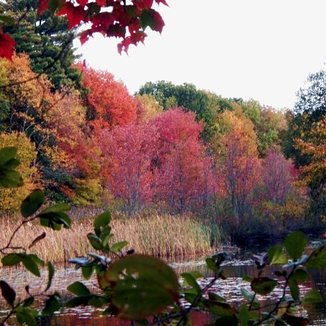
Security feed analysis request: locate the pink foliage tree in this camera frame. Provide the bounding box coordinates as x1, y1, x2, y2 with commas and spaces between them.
151, 108, 215, 212
99, 123, 158, 214
262, 149, 298, 204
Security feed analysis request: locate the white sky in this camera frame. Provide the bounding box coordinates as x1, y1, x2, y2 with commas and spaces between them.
76, 0, 326, 110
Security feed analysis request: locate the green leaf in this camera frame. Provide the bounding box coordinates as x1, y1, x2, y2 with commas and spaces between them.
2, 158, 19, 169
21, 190, 45, 218
87, 233, 103, 250
22, 296, 34, 307
67, 281, 90, 296
45, 262, 55, 292
21, 255, 41, 277
288, 276, 299, 301
0, 169, 23, 188
238, 305, 249, 326
181, 272, 201, 295
206, 257, 218, 272
94, 211, 111, 231
65, 296, 90, 308
42, 294, 62, 316
82, 265, 94, 280
2, 253, 22, 266
268, 244, 287, 265
88, 295, 107, 308
241, 288, 255, 302
100, 255, 179, 319
206, 301, 235, 317
39, 211, 71, 230
0, 280, 16, 307
284, 231, 307, 260
110, 241, 128, 253
251, 277, 277, 296
208, 292, 225, 303
292, 268, 309, 283
0, 147, 17, 167
302, 289, 323, 304
305, 245, 326, 269
39, 203, 70, 214
16, 307, 37, 326
140, 9, 164, 32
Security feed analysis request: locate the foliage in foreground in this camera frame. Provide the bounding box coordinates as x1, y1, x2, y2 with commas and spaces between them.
0, 147, 325, 326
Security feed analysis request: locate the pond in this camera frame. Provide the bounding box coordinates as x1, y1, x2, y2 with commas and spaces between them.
0, 254, 325, 325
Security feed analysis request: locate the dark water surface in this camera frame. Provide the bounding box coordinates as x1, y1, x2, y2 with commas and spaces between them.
0, 256, 325, 325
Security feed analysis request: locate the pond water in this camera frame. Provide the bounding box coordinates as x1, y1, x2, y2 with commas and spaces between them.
0, 254, 325, 325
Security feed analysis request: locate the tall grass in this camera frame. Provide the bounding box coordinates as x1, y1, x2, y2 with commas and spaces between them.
0, 213, 221, 263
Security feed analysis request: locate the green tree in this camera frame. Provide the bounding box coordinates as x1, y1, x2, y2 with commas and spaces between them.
138, 81, 227, 141
0, 0, 81, 90
284, 70, 326, 166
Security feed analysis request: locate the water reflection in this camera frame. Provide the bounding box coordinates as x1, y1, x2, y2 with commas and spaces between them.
0, 257, 325, 325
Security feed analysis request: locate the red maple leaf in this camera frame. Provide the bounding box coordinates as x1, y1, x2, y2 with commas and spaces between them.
90, 12, 115, 30
76, 0, 88, 5
0, 32, 16, 60
134, 0, 154, 10
117, 37, 132, 53
152, 10, 164, 32
155, 0, 168, 5
79, 29, 92, 44
38, 0, 49, 14
57, 2, 88, 29
96, 0, 107, 5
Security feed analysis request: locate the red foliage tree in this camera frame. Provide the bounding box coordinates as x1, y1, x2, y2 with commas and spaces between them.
151, 108, 215, 212
99, 123, 158, 214
80, 65, 138, 131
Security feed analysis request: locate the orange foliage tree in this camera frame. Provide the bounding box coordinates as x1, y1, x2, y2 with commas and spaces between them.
79, 65, 137, 132
295, 118, 326, 224
216, 110, 261, 224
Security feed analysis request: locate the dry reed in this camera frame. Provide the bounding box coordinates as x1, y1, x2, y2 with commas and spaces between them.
0, 213, 220, 263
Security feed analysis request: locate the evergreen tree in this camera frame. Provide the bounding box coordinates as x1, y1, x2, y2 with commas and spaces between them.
0, 0, 81, 90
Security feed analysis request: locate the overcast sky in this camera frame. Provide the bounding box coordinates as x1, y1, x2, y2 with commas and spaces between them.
76, 0, 326, 110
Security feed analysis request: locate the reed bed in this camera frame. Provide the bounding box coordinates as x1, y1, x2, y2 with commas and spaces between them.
0, 213, 220, 263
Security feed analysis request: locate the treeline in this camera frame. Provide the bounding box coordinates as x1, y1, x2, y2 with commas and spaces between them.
0, 0, 325, 241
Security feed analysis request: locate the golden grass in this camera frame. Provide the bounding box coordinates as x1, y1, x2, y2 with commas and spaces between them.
0, 213, 220, 263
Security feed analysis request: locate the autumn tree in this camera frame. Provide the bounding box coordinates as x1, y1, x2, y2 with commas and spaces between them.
228, 99, 287, 156
151, 108, 215, 213
284, 69, 326, 166
135, 94, 163, 123
261, 150, 298, 204
216, 110, 261, 225
295, 118, 326, 226
99, 123, 158, 214
0, 132, 40, 211
257, 148, 308, 233
80, 65, 137, 132
0, 54, 90, 201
